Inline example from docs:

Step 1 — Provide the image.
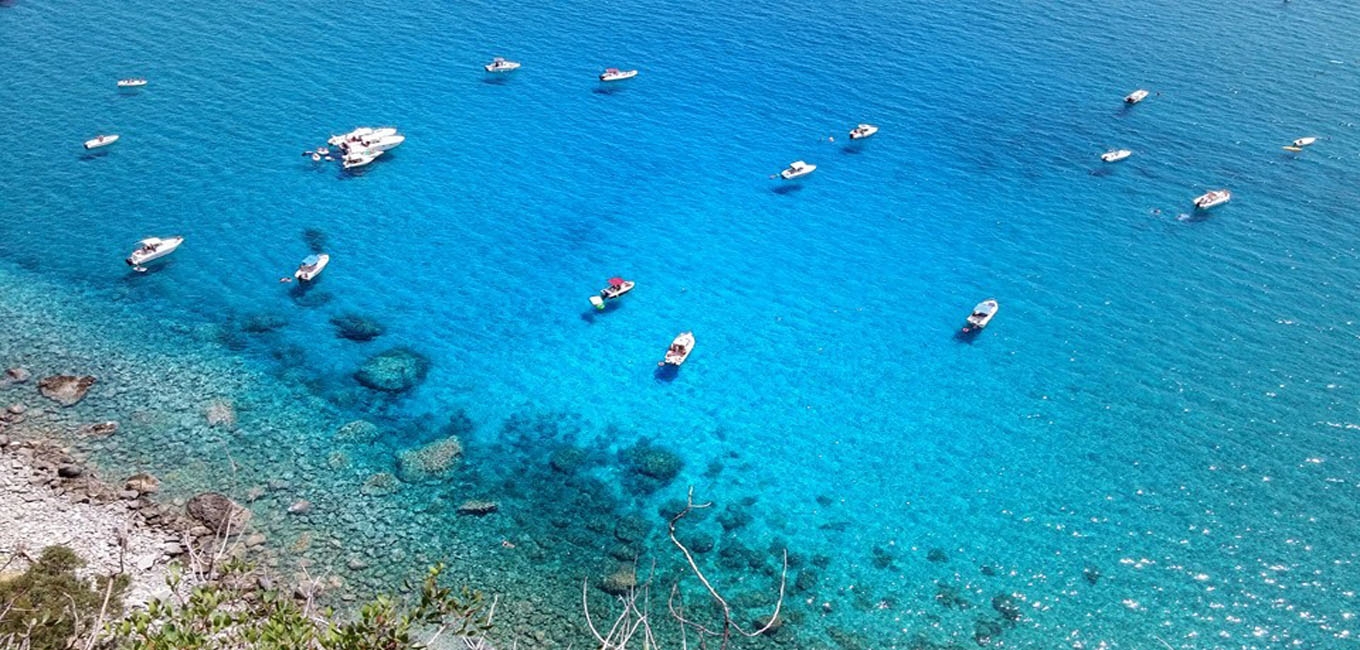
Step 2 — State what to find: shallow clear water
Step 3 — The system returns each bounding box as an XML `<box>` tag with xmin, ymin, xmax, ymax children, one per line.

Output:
<box><xmin>3</xmin><ymin>0</ymin><xmax>1360</xmax><ymax>647</ymax></box>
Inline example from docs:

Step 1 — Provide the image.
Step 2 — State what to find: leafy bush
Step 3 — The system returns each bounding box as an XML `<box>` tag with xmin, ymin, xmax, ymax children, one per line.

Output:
<box><xmin>0</xmin><ymin>545</ymin><xmax>128</xmax><ymax>650</ymax></box>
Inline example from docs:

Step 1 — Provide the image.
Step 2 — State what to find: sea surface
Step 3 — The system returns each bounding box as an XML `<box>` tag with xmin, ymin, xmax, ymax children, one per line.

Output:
<box><xmin>2</xmin><ymin>0</ymin><xmax>1360</xmax><ymax>647</ymax></box>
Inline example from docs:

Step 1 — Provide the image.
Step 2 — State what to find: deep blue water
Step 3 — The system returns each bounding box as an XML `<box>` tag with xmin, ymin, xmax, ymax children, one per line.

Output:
<box><xmin>3</xmin><ymin>0</ymin><xmax>1360</xmax><ymax>647</ymax></box>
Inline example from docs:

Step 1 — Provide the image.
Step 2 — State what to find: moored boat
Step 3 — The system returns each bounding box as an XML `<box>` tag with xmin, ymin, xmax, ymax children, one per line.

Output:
<box><xmin>1292</xmin><ymin>136</ymin><xmax>1317</xmax><ymax>148</ymax></box>
<box><xmin>117</xmin><ymin>78</ymin><xmax>148</xmax><ymax>88</ymax></box>
<box><xmin>484</xmin><ymin>57</ymin><xmax>521</xmax><ymax>73</ymax></box>
<box><xmin>126</xmin><ymin>236</ymin><xmax>183</xmax><ymax>271</ymax></box>
<box><xmin>599</xmin><ymin>68</ymin><xmax>638</xmax><ymax>82</ymax></box>
<box><xmin>84</xmin><ymin>134</ymin><xmax>119</xmax><ymax>150</ymax></box>
<box><xmin>779</xmin><ymin>160</ymin><xmax>816</xmax><ymax>180</ymax></box>
<box><xmin>1124</xmin><ymin>89</ymin><xmax>1149</xmax><ymax>104</ymax></box>
<box><xmin>849</xmin><ymin>124</ymin><xmax>879</xmax><ymax>140</ymax></box>
<box><xmin>295</xmin><ymin>254</ymin><xmax>330</xmax><ymax>282</ymax></box>
<box><xmin>1101</xmin><ymin>149</ymin><xmax>1132</xmax><ymax>163</ymax></box>
<box><xmin>589</xmin><ymin>277</ymin><xmax>635</xmax><ymax>310</ymax></box>
<box><xmin>328</xmin><ymin>127</ymin><xmax>398</xmax><ymax>148</ymax></box>
<box><xmin>1193</xmin><ymin>189</ymin><xmax>1231</xmax><ymax>210</ymax></box>
<box><xmin>659</xmin><ymin>332</ymin><xmax>695</xmax><ymax>367</ymax></box>
<box><xmin>961</xmin><ymin>299</ymin><xmax>998</xmax><ymax>334</ymax></box>
<box><xmin>342</xmin><ymin>148</ymin><xmax>384</xmax><ymax>170</ymax></box>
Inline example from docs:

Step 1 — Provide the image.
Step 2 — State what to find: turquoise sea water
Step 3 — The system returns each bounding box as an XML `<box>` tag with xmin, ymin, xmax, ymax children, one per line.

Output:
<box><xmin>3</xmin><ymin>0</ymin><xmax>1360</xmax><ymax>647</ymax></box>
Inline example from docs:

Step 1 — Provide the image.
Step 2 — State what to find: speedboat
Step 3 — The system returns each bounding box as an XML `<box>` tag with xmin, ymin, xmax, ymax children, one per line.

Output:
<box><xmin>117</xmin><ymin>78</ymin><xmax>148</xmax><ymax>88</ymax></box>
<box><xmin>599</xmin><ymin>68</ymin><xmax>638</xmax><ymax>82</ymax></box>
<box><xmin>849</xmin><ymin>124</ymin><xmax>879</xmax><ymax>140</ymax></box>
<box><xmin>126</xmin><ymin>236</ymin><xmax>183</xmax><ymax>271</ymax></box>
<box><xmin>1100</xmin><ymin>149</ymin><xmax>1132</xmax><ymax>163</ymax></box>
<box><xmin>1124</xmin><ymin>89</ymin><xmax>1149</xmax><ymax>104</ymax></box>
<box><xmin>84</xmin><ymin>134</ymin><xmax>119</xmax><ymax>150</ymax></box>
<box><xmin>961</xmin><ymin>299</ymin><xmax>998</xmax><ymax>334</ymax></box>
<box><xmin>342</xmin><ymin>148</ymin><xmax>384</xmax><ymax>170</ymax></box>
<box><xmin>484</xmin><ymin>57</ymin><xmax>521</xmax><ymax>73</ymax></box>
<box><xmin>328</xmin><ymin>127</ymin><xmax>397</xmax><ymax>148</ymax></box>
<box><xmin>659</xmin><ymin>332</ymin><xmax>695</xmax><ymax>367</ymax></box>
<box><xmin>359</xmin><ymin>134</ymin><xmax>405</xmax><ymax>151</ymax></box>
<box><xmin>1193</xmin><ymin>189</ymin><xmax>1231</xmax><ymax>210</ymax></box>
<box><xmin>1292</xmin><ymin>136</ymin><xmax>1317</xmax><ymax>148</ymax></box>
<box><xmin>588</xmin><ymin>277</ymin><xmax>635</xmax><ymax>310</ymax></box>
<box><xmin>295</xmin><ymin>254</ymin><xmax>330</xmax><ymax>282</ymax></box>
<box><xmin>779</xmin><ymin>160</ymin><xmax>816</xmax><ymax>180</ymax></box>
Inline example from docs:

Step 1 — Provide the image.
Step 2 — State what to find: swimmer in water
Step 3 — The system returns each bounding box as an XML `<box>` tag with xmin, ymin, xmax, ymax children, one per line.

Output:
<box><xmin>279</xmin><ymin>277</ymin><xmax>293</xmax><ymax>283</ymax></box>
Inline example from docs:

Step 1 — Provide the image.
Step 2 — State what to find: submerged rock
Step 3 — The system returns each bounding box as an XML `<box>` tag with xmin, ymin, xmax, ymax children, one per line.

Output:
<box><xmin>619</xmin><ymin>440</ymin><xmax>683</xmax><ymax>494</ymax></box>
<box><xmin>396</xmin><ymin>436</ymin><xmax>463</xmax><ymax>483</ymax></box>
<box><xmin>186</xmin><ymin>492</ymin><xmax>252</xmax><ymax>533</ymax></box>
<box><xmin>37</xmin><ymin>375</ymin><xmax>96</xmax><ymax>406</ymax></box>
<box><xmin>354</xmin><ymin>348</ymin><xmax>430</xmax><ymax>393</ymax></box>
<box><xmin>240</xmin><ymin>313</ymin><xmax>287</xmax><ymax>334</ymax></box>
<box><xmin>361</xmin><ymin>472</ymin><xmax>400</xmax><ymax>496</ymax></box>
<box><xmin>991</xmin><ymin>593</ymin><xmax>1022</xmax><ymax>622</ymax></box>
<box><xmin>456</xmin><ymin>500</ymin><xmax>499</xmax><ymax>516</ymax></box>
<box><xmin>330</xmin><ymin>314</ymin><xmax>387</xmax><ymax>342</ymax></box>
<box><xmin>125</xmin><ymin>473</ymin><xmax>160</xmax><ymax>494</ymax></box>
<box><xmin>5</xmin><ymin>367</ymin><xmax>31</xmax><ymax>384</ymax></box>
<box><xmin>334</xmin><ymin>419</ymin><xmax>381</xmax><ymax>443</ymax></box>
<box><xmin>76</xmin><ymin>421</ymin><xmax>119</xmax><ymax>437</ymax></box>
<box><xmin>205</xmin><ymin>400</ymin><xmax>237</xmax><ymax>429</ymax></box>
<box><xmin>599</xmin><ymin>563</ymin><xmax>637</xmax><ymax>595</ymax></box>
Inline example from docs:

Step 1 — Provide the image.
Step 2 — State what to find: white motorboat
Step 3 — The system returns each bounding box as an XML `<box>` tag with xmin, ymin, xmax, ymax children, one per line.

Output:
<box><xmin>295</xmin><ymin>253</ymin><xmax>330</xmax><ymax>282</ymax></box>
<box><xmin>1101</xmin><ymin>149</ymin><xmax>1132</xmax><ymax>163</ymax></box>
<box><xmin>117</xmin><ymin>78</ymin><xmax>148</xmax><ymax>88</ymax></box>
<box><xmin>84</xmin><ymin>134</ymin><xmax>119</xmax><ymax>150</ymax></box>
<box><xmin>599</xmin><ymin>68</ymin><xmax>638</xmax><ymax>82</ymax></box>
<box><xmin>779</xmin><ymin>160</ymin><xmax>816</xmax><ymax>180</ymax></box>
<box><xmin>328</xmin><ymin>127</ymin><xmax>398</xmax><ymax>147</ymax></box>
<box><xmin>1292</xmin><ymin>136</ymin><xmax>1317</xmax><ymax>148</ymax></box>
<box><xmin>659</xmin><ymin>332</ymin><xmax>695</xmax><ymax>367</ymax></box>
<box><xmin>1193</xmin><ymin>189</ymin><xmax>1231</xmax><ymax>210</ymax></box>
<box><xmin>1124</xmin><ymin>89</ymin><xmax>1149</xmax><ymax>104</ymax></box>
<box><xmin>849</xmin><ymin>124</ymin><xmax>879</xmax><ymax>140</ymax></box>
<box><xmin>359</xmin><ymin>134</ymin><xmax>405</xmax><ymax>152</ymax></box>
<box><xmin>962</xmin><ymin>299</ymin><xmax>998</xmax><ymax>333</ymax></box>
<box><xmin>342</xmin><ymin>148</ymin><xmax>384</xmax><ymax>170</ymax></box>
<box><xmin>588</xmin><ymin>277</ymin><xmax>635</xmax><ymax>310</ymax></box>
<box><xmin>126</xmin><ymin>236</ymin><xmax>183</xmax><ymax>270</ymax></box>
<box><xmin>484</xmin><ymin>57</ymin><xmax>521</xmax><ymax>73</ymax></box>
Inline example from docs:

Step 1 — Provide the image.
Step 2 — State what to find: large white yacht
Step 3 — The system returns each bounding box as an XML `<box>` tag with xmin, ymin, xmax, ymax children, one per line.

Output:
<box><xmin>342</xmin><ymin>148</ymin><xmax>384</xmax><ymax>170</ymax></box>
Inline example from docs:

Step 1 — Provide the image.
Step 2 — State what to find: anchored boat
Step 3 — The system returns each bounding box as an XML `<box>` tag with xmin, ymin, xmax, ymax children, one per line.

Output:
<box><xmin>849</xmin><ymin>124</ymin><xmax>879</xmax><ymax>140</ymax></box>
<box><xmin>1124</xmin><ymin>89</ymin><xmax>1149</xmax><ymax>104</ymax></box>
<box><xmin>84</xmin><ymin>134</ymin><xmax>119</xmax><ymax>150</ymax></box>
<box><xmin>126</xmin><ymin>236</ymin><xmax>183</xmax><ymax>272</ymax></box>
<box><xmin>484</xmin><ymin>57</ymin><xmax>521</xmax><ymax>73</ymax></box>
<box><xmin>659</xmin><ymin>332</ymin><xmax>695</xmax><ymax>367</ymax></box>
<box><xmin>589</xmin><ymin>277</ymin><xmax>635</xmax><ymax>310</ymax></box>
<box><xmin>962</xmin><ymin>299</ymin><xmax>998</xmax><ymax>334</ymax></box>
<box><xmin>117</xmin><ymin>78</ymin><xmax>148</xmax><ymax>88</ymax></box>
<box><xmin>599</xmin><ymin>68</ymin><xmax>638</xmax><ymax>82</ymax></box>
<box><xmin>779</xmin><ymin>160</ymin><xmax>816</xmax><ymax>180</ymax></box>
<box><xmin>295</xmin><ymin>254</ymin><xmax>330</xmax><ymax>282</ymax></box>
<box><xmin>1101</xmin><ymin>149</ymin><xmax>1132</xmax><ymax>163</ymax></box>
<box><xmin>1193</xmin><ymin>189</ymin><xmax>1231</xmax><ymax>210</ymax></box>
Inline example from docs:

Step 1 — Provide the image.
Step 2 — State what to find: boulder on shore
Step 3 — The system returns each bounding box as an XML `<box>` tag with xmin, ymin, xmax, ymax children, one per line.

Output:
<box><xmin>37</xmin><ymin>375</ymin><xmax>96</xmax><ymax>407</ymax></box>
<box><xmin>125</xmin><ymin>473</ymin><xmax>160</xmax><ymax>494</ymax></box>
<box><xmin>354</xmin><ymin>348</ymin><xmax>430</xmax><ymax>393</ymax></box>
<box><xmin>396</xmin><ymin>436</ymin><xmax>463</xmax><ymax>484</ymax></box>
<box><xmin>186</xmin><ymin>492</ymin><xmax>253</xmax><ymax>533</ymax></box>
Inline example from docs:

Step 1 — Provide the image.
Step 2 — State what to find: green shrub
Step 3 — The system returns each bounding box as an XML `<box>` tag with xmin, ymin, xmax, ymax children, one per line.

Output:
<box><xmin>0</xmin><ymin>545</ymin><xmax>128</xmax><ymax>650</ymax></box>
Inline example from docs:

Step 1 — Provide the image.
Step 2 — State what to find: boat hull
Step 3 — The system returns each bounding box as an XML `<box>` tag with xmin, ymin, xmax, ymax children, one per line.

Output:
<box><xmin>126</xmin><ymin>236</ymin><xmax>183</xmax><ymax>267</ymax></box>
<box><xmin>599</xmin><ymin>70</ymin><xmax>638</xmax><ymax>82</ymax></box>
<box><xmin>296</xmin><ymin>254</ymin><xmax>330</xmax><ymax>281</ymax></box>
<box><xmin>84</xmin><ymin>135</ymin><xmax>119</xmax><ymax>150</ymax></box>
<box><xmin>661</xmin><ymin>332</ymin><xmax>696</xmax><ymax>366</ymax></box>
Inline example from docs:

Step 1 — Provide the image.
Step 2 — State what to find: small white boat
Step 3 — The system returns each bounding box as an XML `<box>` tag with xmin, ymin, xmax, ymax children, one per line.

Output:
<box><xmin>1124</xmin><ymin>89</ymin><xmax>1150</xmax><ymax>104</ymax></box>
<box><xmin>328</xmin><ymin>127</ymin><xmax>397</xmax><ymax>148</ymax></box>
<box><xmin>295</xmin><ymin>254</ymin><xmax>330</xmax><ymax>281</ymax></box>
<box><xmin>126</xmin><ymin>236</ymin><xmax>183</xmax><ymax>271</ymax></box>
<box><xmin>484</xmin><ymin>57</ymin><xmax>521</xmax><ymax>73</ymax></box>
<box><xmin>1193</xmin><ymin>189</ymin><xmax>1231</xmax><ymax>210</ymax></box>
<box><xmin>962</xmin><ymin>299</ymin><xmax>998</xmax><ymax>333</ymax></box>
<box><xmin>849</xmin><ymin>124</ymin><xmax>879</xmax><ymax>140</ymax></box>
<box><xmin>1292</xmin><ymin>136</ymin><xmax>1317</xmax><ymax>148</ymax></box>
<box><xmin>588</xmin><ymin>277</ymin><xmax>635</xmax><ymax>310</ymax></box>
<box><xmin>779</xmin><ymin>160</ymin><xmax>816</xmax><ymax>180</ymax></box>
<box><xmin>117</xmin><ymin>78</ymin><xmax>148</xmax><ymax>88</ymax></box>
<box><xmin>1101</xmin><ymin>149</ymin><xmax>1132</xmax><ymax>163</ymax></box>
<box><xmin>659</xmin><ymin>332</ymin><xmax>695</xmax><ymax>367</ymax></box>
<box><xmin>599</xmin><ymin>68</ymin><xmax>638</xmax><ymax>82</ymax></box>
<box><xmin>84</xmin><ymin>134</ymin><xmax>119</xmax><ymax>150</ymax></box>
<box><xmin>342</xmin><ymin>148</ymin><xmax>384</xmax><ymax>170</ymax></box>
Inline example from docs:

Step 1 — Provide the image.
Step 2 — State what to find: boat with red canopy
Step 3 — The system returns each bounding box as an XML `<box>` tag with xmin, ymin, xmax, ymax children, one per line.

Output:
<box><xmin>589</xmin><ymin>277</ymin><xmax>635</xmax><ymax>310</ymax></box>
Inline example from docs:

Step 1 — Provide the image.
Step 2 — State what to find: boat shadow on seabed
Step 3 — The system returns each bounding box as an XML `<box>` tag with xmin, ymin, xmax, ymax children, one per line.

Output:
<box><xmin>653</xmin><ymin>363</ymin><xmax>679</xmax><ymax>383</ymax></box>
